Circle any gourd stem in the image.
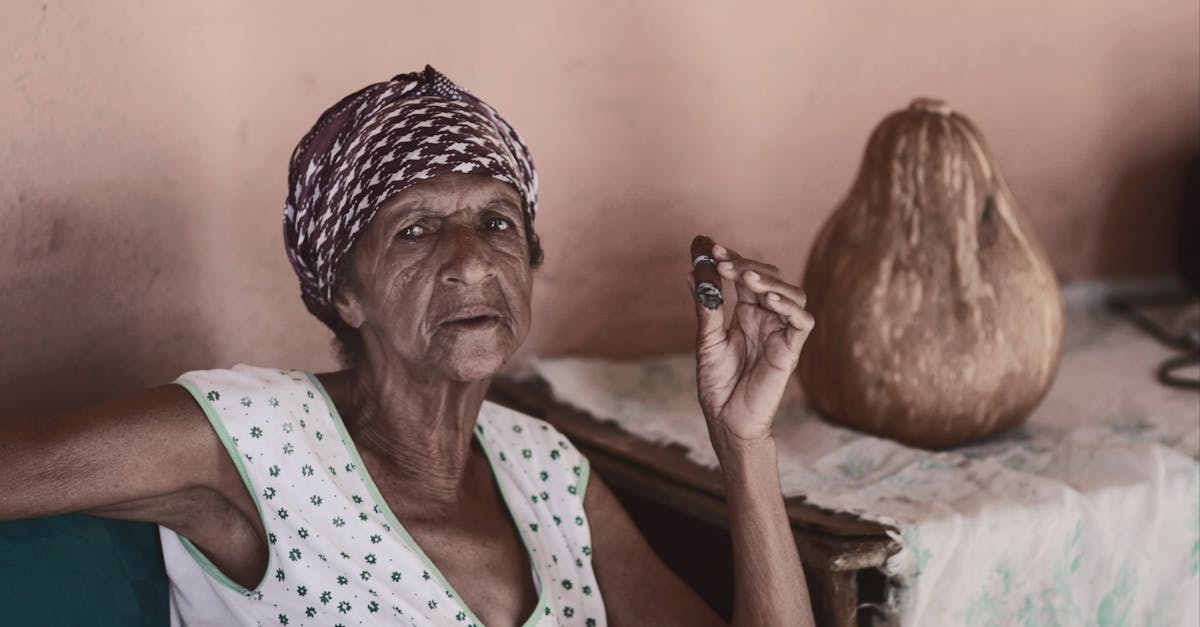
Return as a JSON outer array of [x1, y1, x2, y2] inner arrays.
[[908, 97, 953, 115]]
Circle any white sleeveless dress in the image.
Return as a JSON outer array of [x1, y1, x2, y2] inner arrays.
[[158, 365, 606, 627]]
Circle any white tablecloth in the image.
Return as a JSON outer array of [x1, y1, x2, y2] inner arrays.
[[532, 285, 1200, 626]]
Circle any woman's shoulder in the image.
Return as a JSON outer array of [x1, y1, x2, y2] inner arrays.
[[479, 401, 589, 473], [172, 365, 322, 421], [175, 364, 311, 394], [479, 400, 573, 448], [478, 400, 591, 498]]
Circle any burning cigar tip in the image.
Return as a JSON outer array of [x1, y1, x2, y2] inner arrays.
[[696, 283, 723, 310]]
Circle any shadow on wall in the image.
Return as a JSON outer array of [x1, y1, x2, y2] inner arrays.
[[0, 181, 218, 417], [1095, 150, 1191, 278], [1093, 27, 1196, 279]]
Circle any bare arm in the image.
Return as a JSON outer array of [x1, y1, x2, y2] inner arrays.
[[583, 239, 816, 626], [0, 384, 226, 524], [692, 241, 816, 626], [713, 435, 811, 626]]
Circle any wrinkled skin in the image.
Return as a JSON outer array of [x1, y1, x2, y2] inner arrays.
[[334, 174, 534, 383]]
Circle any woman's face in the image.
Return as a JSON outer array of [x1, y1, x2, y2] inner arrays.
[[335, 174, 534, 382]]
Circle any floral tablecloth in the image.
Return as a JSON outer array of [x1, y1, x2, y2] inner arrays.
[[532, 285, 1200, 626]]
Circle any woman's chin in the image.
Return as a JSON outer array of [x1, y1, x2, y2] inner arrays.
[[431, 346, 512, 382], [424, 323, 524, 382]]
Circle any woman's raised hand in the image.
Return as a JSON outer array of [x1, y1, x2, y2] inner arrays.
[[691, 241, 815, 452]]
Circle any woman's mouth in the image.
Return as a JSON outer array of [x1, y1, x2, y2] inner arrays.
[[436, 304, 506, 333], [443, 315, 502, 331]]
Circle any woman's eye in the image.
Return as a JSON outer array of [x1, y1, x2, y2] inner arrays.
[[486, 217, 512, 231], [398, 224, 426, 239]]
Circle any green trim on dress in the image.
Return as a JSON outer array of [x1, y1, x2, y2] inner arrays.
[[575, 456, 591, 501], [305, 372, 549, 627], [170, 379, 273, 598]]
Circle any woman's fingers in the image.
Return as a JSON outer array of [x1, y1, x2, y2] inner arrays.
[[704, 240, 811, 339], [719, 266, 807, 313], [712, 243, 782, 275], [717, 262, 785, 304], [739, 269, 807, 308], [763, 290, 816, 341], [712, 243, 739, 262], [717, 258, 782, 282], [713, 245, 793, 307], [729, 268, 815, 352]]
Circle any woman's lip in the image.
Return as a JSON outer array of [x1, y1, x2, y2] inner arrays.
[[438, 307, 503, 324], [439, 315, 503, 329]]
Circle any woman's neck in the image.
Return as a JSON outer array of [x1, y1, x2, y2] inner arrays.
[[320, 357, 492, 509]]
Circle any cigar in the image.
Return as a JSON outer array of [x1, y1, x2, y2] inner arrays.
[[691, 235, 724, 310]]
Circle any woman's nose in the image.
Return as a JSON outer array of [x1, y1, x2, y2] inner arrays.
[[439, 227, 496, 286]]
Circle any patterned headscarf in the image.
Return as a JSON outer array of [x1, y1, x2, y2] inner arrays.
[[283, 65, 538, 330]]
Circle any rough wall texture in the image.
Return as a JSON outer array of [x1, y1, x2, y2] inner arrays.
[[2, 0, 1197, 414]]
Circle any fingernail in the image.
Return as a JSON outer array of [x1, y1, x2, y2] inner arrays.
[[718, 261, 734, 272], [713, 244, 726, 256], [746, 271, 760, 281], [768, 292, 780, 302]]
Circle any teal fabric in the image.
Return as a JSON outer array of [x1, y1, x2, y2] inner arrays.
[[0, 514, 168, 626]]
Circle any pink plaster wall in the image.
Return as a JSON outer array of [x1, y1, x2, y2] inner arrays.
[[2, 1, 1198, 414]]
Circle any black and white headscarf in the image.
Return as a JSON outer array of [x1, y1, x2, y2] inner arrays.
[[283, 65, 538, 330]]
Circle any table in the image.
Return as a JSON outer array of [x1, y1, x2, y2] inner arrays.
[[493, 285, 1200, 626], [488, 377, 900, 626]]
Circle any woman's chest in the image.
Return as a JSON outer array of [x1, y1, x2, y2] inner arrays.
[[368, 451, 542, 626], [404, 515, 540, 627]]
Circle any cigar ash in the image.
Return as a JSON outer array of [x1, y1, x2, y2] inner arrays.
[[695, 280, 723, 310]]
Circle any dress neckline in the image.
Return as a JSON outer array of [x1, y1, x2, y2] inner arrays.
[[304, 372, 549, 627]]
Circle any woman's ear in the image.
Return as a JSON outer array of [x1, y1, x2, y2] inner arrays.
[[332, 277, 366, 330]]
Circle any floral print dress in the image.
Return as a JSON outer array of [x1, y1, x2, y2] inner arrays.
[[158, 365, 605, 627]]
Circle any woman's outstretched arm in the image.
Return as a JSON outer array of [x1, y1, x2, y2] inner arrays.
[[0, 384, 225, 523]]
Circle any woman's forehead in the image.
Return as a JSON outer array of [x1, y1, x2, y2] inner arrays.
[[377, 174, 522, 217]]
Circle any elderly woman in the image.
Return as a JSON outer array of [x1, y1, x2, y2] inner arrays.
[[1, 67, 815, 626]]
